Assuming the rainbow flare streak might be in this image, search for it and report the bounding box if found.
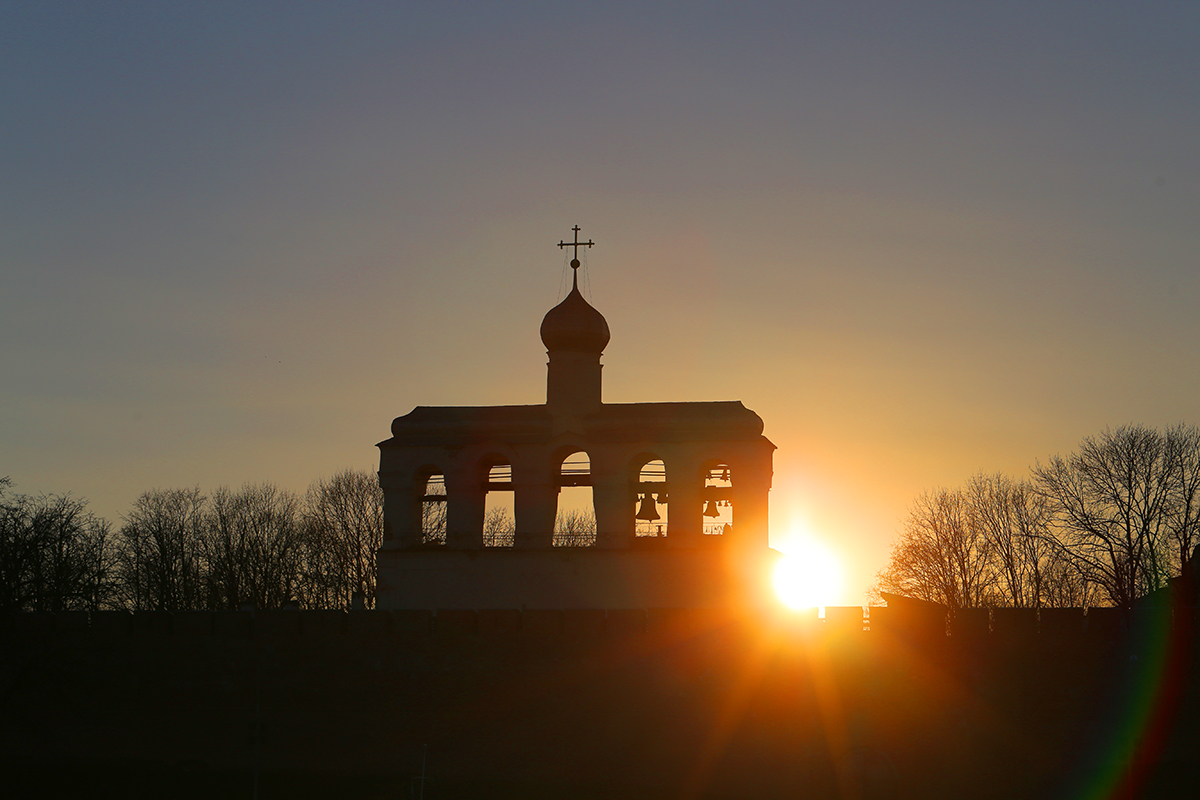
[1063,604,1192,800]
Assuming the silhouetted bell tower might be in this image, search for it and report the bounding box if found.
[377,223,776,610]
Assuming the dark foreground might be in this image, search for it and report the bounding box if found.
[2,607,1197,799]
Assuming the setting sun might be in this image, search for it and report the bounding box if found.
[773,534,845,609]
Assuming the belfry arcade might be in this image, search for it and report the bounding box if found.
[376,229,778,609]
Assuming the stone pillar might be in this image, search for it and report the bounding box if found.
[379,471,422,549]
[514,482,557,549]
[593,478,632,548]
[445,470,485,549]
[732,461,771,550]
[666,468,703,547]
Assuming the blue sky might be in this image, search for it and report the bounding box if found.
[4,2,1198,602]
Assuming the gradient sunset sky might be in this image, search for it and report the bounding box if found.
[4,3,1198,604]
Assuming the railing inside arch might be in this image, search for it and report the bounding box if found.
[559,457,592,486]
[638,463,667,481]
[704,466,732,484]
[635,522,667,537]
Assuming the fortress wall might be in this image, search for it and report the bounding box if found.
[28,605,1189,664]
[2,606,1198,799]
[3,605,1187,644]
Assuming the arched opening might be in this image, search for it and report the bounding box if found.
[633,458,668,538]
[702,462,733,536]
[555,450,596,547]
[483,460,515,547]
[420,471,447,545]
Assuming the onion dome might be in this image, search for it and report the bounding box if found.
[540,272,610,353]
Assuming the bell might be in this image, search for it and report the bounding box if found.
[657,492,669,504]
[703,499,720,517]
[635,493,661,521]
[720,468,731,483]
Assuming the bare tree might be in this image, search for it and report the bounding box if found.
[483,506,515,547]
[116,479,373,611]
[874,473,1106,610]
[204,483,303,610]
[553,508,597,547]
[24,494,114,612]
[421,476,447,545]
[1039,555,1100,610]
[967,474,1040,607]
[875,425,1200,610]
[872,488,993,609]
[964,473,1092,608]
[1163,423,1200,574]
[1033,425,1180,609]
[116,487,207,611]
[301,470,383,609]
[0,478,115,612]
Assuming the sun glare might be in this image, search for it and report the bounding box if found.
[773,533,844,610]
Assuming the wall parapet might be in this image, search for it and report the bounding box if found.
[2,605,1191,647]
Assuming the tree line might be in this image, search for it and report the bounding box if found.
[3,468,604,612]
[872,424,1200,610]
[0,470,382,613]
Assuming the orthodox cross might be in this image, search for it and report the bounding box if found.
[557,225,594,269]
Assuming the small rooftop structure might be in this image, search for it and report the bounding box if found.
[376,228,777,609]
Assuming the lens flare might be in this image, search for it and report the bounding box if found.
[773,534,843,609]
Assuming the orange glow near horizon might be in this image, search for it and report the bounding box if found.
[773,528,845,609]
